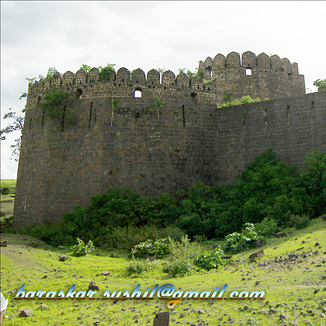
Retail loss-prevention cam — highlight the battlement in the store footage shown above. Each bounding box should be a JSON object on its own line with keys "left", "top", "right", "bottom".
{"left": 27, "top": 51, "right": 305, "bottom": 107}
{"left": 199, "top": 51, "right": 300, "bottom": 78}
{"left": 28, "top": 67, "right": 216, "bottom": 103}
{"left": 198, "top": 51, "right": 305, "bottom": 102}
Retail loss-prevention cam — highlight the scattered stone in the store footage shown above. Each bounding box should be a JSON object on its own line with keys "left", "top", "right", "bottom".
{"left": 0, "top": 241, "right": 8, "bottom": 247}
{"left": 290, "top": 321, "right": 299, "bottom": 325}
{"left": 212, "top": 244, "right": 218, "bottom": 249}
{"left": 147, "top": 256, "right": 156, "bottom": 262}
{"left": 93, "top": 321, "right": 100, "bottom": 325}
{"left": 249, "top": 250, "right": 265, "bottom": 260}
{"left": 39, "top": 304, "right": 48, "bottom": 310}
{"left": 243, "top": 304, "right": 249, "bottom": 311}
{"left": 198, "top": 310, "right": 204, "bottom": 314}
{"left": 42, "top": 275, "right": 48, "bottom": 279}
{"left": 101, "top": 271, "right": 110, "bottom": 276}
{"left": 315, "top": 242, "right": 320, "bottom": 247}
{"left": 19, "top": 252, "right": 23, "bottom": 254}
{"left": 314, "top": 289, "right": 320, "bottom": 294}
{"left": 59, "top": 255, "right": 68, "bottom": 261}
{"left": 255, "top": 281, "right": 260, "bottom": 286}
{"left": 57, "top": 246, "right": 65, "bottom": 250}
{"left": 275, "top": 232, "right": 286, "bottom": 238}
{"left": 153, "top": 312, "right": 169, "bottom": 326}
{"left": 302, "top": 240, "right": 306, "bottom": 244}
{"left": 89, "top": 281, "right": 100, "bottom": 291}
{"left": 269, "top": 309, "right": 277, "bottom": 314}
{"left": 19, "top": 309, "right": 33, "bottom": 317}
{"left": 288, "top": 253, "right": 297, "bottom": 259}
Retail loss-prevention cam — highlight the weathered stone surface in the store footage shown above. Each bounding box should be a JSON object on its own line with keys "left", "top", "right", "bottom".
{"left": 19, "top": 309, "right": 33, "bottom": 317}
{"left": 101, "top": 271, "right": 110, "bottom": 276}
{"left": 153, "top": 312, "right": 169, "bottom": 326}
{"left": 59, "top": 255, "right": 68, "bottom": 261}
{"left": 249, "top": 250, "right": 265, "bottom": 260}
{"left": 11, "top": 52, "right": 326, "bottom": 228}
{"left": 88, "top": 281, "right": 100, "bottom": 291}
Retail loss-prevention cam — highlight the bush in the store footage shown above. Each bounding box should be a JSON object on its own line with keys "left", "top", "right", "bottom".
{"left": 1, "top": 187, "right": 10, "bottom": 195}
{"left": 194, "top": 248, "right": 228, "bottom": 271}
{"left": 254, "top": 217, "right": 279, "bottom": 237}
{"left": 163, "top": 258, "right": 194, "bottom": 277}
{"left": 223, "top": 223, "right": 262, "bottom": 254}
{"left": 127, "top": 259, "right": 150, "bottom": 276}
{"left": 168, "top": 235, "right": 202, "bottom": 261}
{"left": 288, "top": 214, "right": 310, "bottom": 229}
{"left": 102, "top": 225, "right": 185, "bottom": 251}
{"left": 73, "top": 238, "right": 94, "bottom": 257}
{"left": 131, "top": 238, "right": 170, "bottom": 259}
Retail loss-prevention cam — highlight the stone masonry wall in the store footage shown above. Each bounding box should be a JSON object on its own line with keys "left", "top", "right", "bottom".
{"left": 13, "top": 52, "right": 323, "bottom": 227}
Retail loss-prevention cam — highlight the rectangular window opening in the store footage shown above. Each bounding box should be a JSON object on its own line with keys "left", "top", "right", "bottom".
{"left": 245, "top": 68, "right": 252, "bottom": 76}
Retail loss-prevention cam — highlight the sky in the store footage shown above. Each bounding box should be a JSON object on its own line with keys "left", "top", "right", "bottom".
{"left": 1, "top": 1, "right": 326, "bottom": 180}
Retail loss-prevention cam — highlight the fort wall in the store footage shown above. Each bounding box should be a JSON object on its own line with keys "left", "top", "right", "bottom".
{"left": 13, "top": 52, "right": 324, "bottom": 227}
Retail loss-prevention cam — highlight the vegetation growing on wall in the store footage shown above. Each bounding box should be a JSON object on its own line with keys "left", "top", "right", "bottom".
{"left": 313, "top": 78, "right": 326, "bottom": 92}
{"left": 218, "top": 95, "right": 269, "bottom": 108}
{"left": 39, "top": 87, "right": 76, "bottom": 128}
{"left": 98, "top": 63, "right": 115, "bottom": 81}
{"left": 151, "top": 96, "right": 165, "bottom": 118}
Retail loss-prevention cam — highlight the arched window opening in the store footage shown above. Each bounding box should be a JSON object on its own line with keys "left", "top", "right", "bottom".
{"left": 206, "top": 66, "right": 212, "bottom": 78}
{"left": 76, "top": 88, "right": 83, "bottom": 99}
{"left": 134, "top": 89, "right": 142, "bottom": 98}
{"left": 191, "top": 93, "right": 197, "bottom": 101}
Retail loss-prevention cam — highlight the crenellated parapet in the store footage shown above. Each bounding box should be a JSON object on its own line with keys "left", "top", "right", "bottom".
{"left": 199, "top": 51, "right": 300, "bottom": 76}
{"left": 27, "top": 51, "right": 305, "bottom": 108}
{"left": 28, "top": 66, "right": 216, "bottom": 105}
{"left": 198, "top": 51, "right": 305, "bottom": 102}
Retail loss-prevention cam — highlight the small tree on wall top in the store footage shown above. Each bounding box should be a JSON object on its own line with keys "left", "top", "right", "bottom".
{"left": 313, "top": 79, "right": 326, "bottom": 92}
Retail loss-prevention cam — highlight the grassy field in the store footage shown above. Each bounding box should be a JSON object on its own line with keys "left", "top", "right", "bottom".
{"left": 1, "top": 217, "right": 325, "bottom": 325}
{"left": 0, "top": 180, "right": 16, "bottom": 220}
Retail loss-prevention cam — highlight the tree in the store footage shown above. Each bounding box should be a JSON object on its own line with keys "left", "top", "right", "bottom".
{"left": 0, "top": 108, "right": 24, "bottom": 161}
{"left": 313, "top": 78, "right": 326, "bottom": 92}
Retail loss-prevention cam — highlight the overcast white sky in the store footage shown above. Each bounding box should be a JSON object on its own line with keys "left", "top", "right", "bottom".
{"left": 1, "top": 1, "right": 326, "bottom": 179}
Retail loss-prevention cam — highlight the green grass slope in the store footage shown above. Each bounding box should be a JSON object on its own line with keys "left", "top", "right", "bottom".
{"left": 0, "top": 217, "right": 326, "bottom": 325}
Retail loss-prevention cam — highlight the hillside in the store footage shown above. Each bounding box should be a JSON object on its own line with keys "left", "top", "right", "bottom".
{"left": 1, "top": 217, "right": 325, "bottom": 325}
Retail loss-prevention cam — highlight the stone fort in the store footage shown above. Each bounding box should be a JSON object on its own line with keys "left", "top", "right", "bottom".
{"left": 13, "top": 51, "right": 326, "bottom": 227}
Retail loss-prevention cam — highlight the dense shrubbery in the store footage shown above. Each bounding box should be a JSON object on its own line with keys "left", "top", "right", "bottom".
{"left": 20, "top": 150, "right": 326, "bottom": 249}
